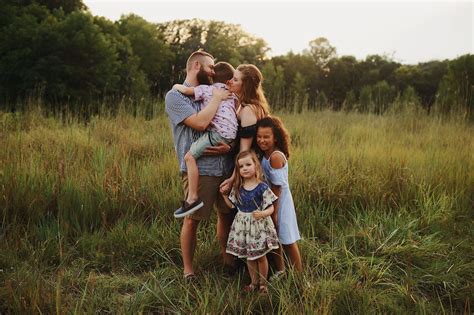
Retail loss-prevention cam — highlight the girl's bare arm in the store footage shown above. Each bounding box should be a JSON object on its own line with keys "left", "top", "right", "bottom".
{"left": 253, "top": 205, "right": 274, "bottom": 219}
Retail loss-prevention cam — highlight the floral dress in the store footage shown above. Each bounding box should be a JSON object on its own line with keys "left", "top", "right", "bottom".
{"left": 226, "top": 182, "right": 280, "bottom": 260}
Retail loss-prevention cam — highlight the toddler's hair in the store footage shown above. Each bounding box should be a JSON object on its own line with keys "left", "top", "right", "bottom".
{"left": 213, "top": 62, "right": 235, "bottom": 84}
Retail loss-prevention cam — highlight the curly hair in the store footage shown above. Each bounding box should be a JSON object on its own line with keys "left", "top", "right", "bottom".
{"left": 256, "top": 116, "right": 291, "bottom": 159}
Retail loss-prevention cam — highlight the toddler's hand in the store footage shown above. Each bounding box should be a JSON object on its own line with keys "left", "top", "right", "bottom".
{"left": 172, "top": 84, "right": 180, "bottom": 90}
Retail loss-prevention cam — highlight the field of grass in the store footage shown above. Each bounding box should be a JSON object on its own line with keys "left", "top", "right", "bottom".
{"left": 1, "top": 108, "right": 473, "bottom": 313}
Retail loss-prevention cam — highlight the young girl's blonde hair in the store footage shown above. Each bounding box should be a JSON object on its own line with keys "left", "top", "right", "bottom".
{"left": 232, "top": 150, "right": 263, "bottom": 203}
{"left": 236, "top": 64, "right": 270, "bottom": 120}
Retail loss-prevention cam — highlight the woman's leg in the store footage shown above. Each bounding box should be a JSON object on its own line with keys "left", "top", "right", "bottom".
{"left": 283, "top": 242, "right": 303, "bottom": 272}
{"left": 268, "top": 246, "right": 285, "bottom": 272}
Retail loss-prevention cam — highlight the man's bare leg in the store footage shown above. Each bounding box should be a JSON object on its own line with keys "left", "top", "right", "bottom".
{"left": 217, "top": 211, "right": 235, "bottom": 267}
{"left": 181, "top": 216, "right": 200, "bottom": 275}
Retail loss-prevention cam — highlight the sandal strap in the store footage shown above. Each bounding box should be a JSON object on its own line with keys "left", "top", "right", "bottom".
{"left": 243, "top": 283, "right": 258, "bottom": 292}
{"left": 184, "top": 273, "right": 196, "bottom": 279}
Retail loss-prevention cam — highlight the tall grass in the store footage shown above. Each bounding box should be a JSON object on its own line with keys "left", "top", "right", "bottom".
{"left": 1, "top": 108, "right": 472, "bottom": 313}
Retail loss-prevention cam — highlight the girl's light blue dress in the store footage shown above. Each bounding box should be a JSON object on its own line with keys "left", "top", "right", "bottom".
{"left": 261, "top": 151, "right": 301, "bottom": 245}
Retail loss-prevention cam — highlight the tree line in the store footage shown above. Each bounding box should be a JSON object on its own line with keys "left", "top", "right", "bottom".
{"left": 1, "top": 0, "right": 472, "bottom": 119}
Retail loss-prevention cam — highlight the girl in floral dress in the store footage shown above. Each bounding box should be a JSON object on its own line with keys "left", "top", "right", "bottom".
{"left": 222, "top": 150, "right": 279, "bottom": 293}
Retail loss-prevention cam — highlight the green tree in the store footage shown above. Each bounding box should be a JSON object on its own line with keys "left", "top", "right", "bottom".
{"left": 319, "top": 56, "right": 359, "bottom": 109}
{"left": 433, "top": 54, "right": 473, "bottom": 119}
{"left": 261, "top": 60, "right": 285, "bottom": 110}
{"left": 118, "top": 14, "right": 173, "bottom": 95}
{"left": 0, "top": 2, "right": 64, "bottom": 104}
{"left": 291, "top": 71, "right": 308, "bottom": 113}
{"left": 305, "top": 37, "right": 336, "bottom": 69}
{"left": 372, "top": 80, "right": 396, "bottom": 114}
{"left": 358, "top": 85, "right": 373, "bottom": 113}
{"left": 56, "top": 12, "right": 121, "bottom": 101}
{"left": 18, "top": 0, "right": 87, "bottom": 13}
{"left": 158, "top": 19, "right": 269, "bottom": 83}
{"left": 388, "top": 86, "right": 424, "bottom": 115}
{"left": 394, "top": 61, "right": 447, "bottom": 110}
{"left": 315, "top": 91, "right": 328, "bottom": 111}
{"left": 94, "top": 16, "right": 148, "bottom": 99}
{"left": 342, "top": 90, "right": 356, "bottom": 112}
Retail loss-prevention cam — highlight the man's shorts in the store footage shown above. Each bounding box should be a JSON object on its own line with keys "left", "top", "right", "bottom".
{"left": 189, "top": 130, "right": 232, "bottom": 160}
{"left": 181, "top": 173, "right": 235, "bottom": 220}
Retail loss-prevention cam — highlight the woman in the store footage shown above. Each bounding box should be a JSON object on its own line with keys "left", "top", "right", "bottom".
{"left": 220, "top": 64, "right": 270, "bottom": 192}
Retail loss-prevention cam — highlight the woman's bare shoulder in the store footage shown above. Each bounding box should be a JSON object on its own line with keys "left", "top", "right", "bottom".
{"left": 239, "top": 104, "right": 257, "bottom": 125}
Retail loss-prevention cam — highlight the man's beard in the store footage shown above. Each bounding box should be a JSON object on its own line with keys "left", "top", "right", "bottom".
{"left": 197, "top": 67, "right": 213, "bottom": 85}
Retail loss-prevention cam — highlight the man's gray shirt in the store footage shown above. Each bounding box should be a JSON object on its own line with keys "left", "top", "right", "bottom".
{"left": 165, "top": 83, "right": 232, "bottom": 177}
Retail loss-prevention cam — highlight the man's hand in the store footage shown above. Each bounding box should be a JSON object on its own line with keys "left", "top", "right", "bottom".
{"left": 212, "top": 87, "right": 231, "bottom": 101}
{"left": 204, "top": 141, "right": 231, "bottom": 155}
{"left": 219, "top": 177, "right": 233, "bottom": 194}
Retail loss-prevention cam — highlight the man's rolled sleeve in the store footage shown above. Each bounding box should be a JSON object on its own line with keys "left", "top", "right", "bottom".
{"left": 165, "top": 90, "right": 197, "bottom": 125}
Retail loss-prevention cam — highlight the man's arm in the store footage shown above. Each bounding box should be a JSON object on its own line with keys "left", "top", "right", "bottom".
{"left": 183, "top": 88, "right": 230, "bottom": 131}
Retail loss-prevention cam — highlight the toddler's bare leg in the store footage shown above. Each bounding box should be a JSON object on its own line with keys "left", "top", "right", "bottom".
{"left": 184, "top": 151, "right": 199, "bottom": 202}
{"left": 247, "top": 259, "right": 259, "bottom": 285}
{"left": 257, "top": 256, "right": 269, "bottom": 284}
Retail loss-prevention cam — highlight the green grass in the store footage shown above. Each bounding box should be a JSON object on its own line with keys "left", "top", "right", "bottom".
{"left": 0, "top": 108, "right": 472, "bottom": 313}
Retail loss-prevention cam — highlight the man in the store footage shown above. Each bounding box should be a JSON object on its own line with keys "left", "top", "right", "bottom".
{"left": 165, "top": 50, "right": 236, "bottom": 280}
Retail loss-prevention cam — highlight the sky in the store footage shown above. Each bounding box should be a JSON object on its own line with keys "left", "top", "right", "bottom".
{"left": 83, "top": 0, "right": 473, "bottom": 64}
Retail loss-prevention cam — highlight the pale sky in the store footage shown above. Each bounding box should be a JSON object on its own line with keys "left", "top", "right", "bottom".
{"left": 83, "top": 0, "right": 473, "bottom": 64}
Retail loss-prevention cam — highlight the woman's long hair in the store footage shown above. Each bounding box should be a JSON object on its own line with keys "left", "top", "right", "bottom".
{"left": 232, "top": 150, "right": 263, "bottom": 203}
{"left": 257, "top": 116, "right": 291, "bottom": 159}
{"left": 237, "top": 64, "right": 270, "bottom": 120}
